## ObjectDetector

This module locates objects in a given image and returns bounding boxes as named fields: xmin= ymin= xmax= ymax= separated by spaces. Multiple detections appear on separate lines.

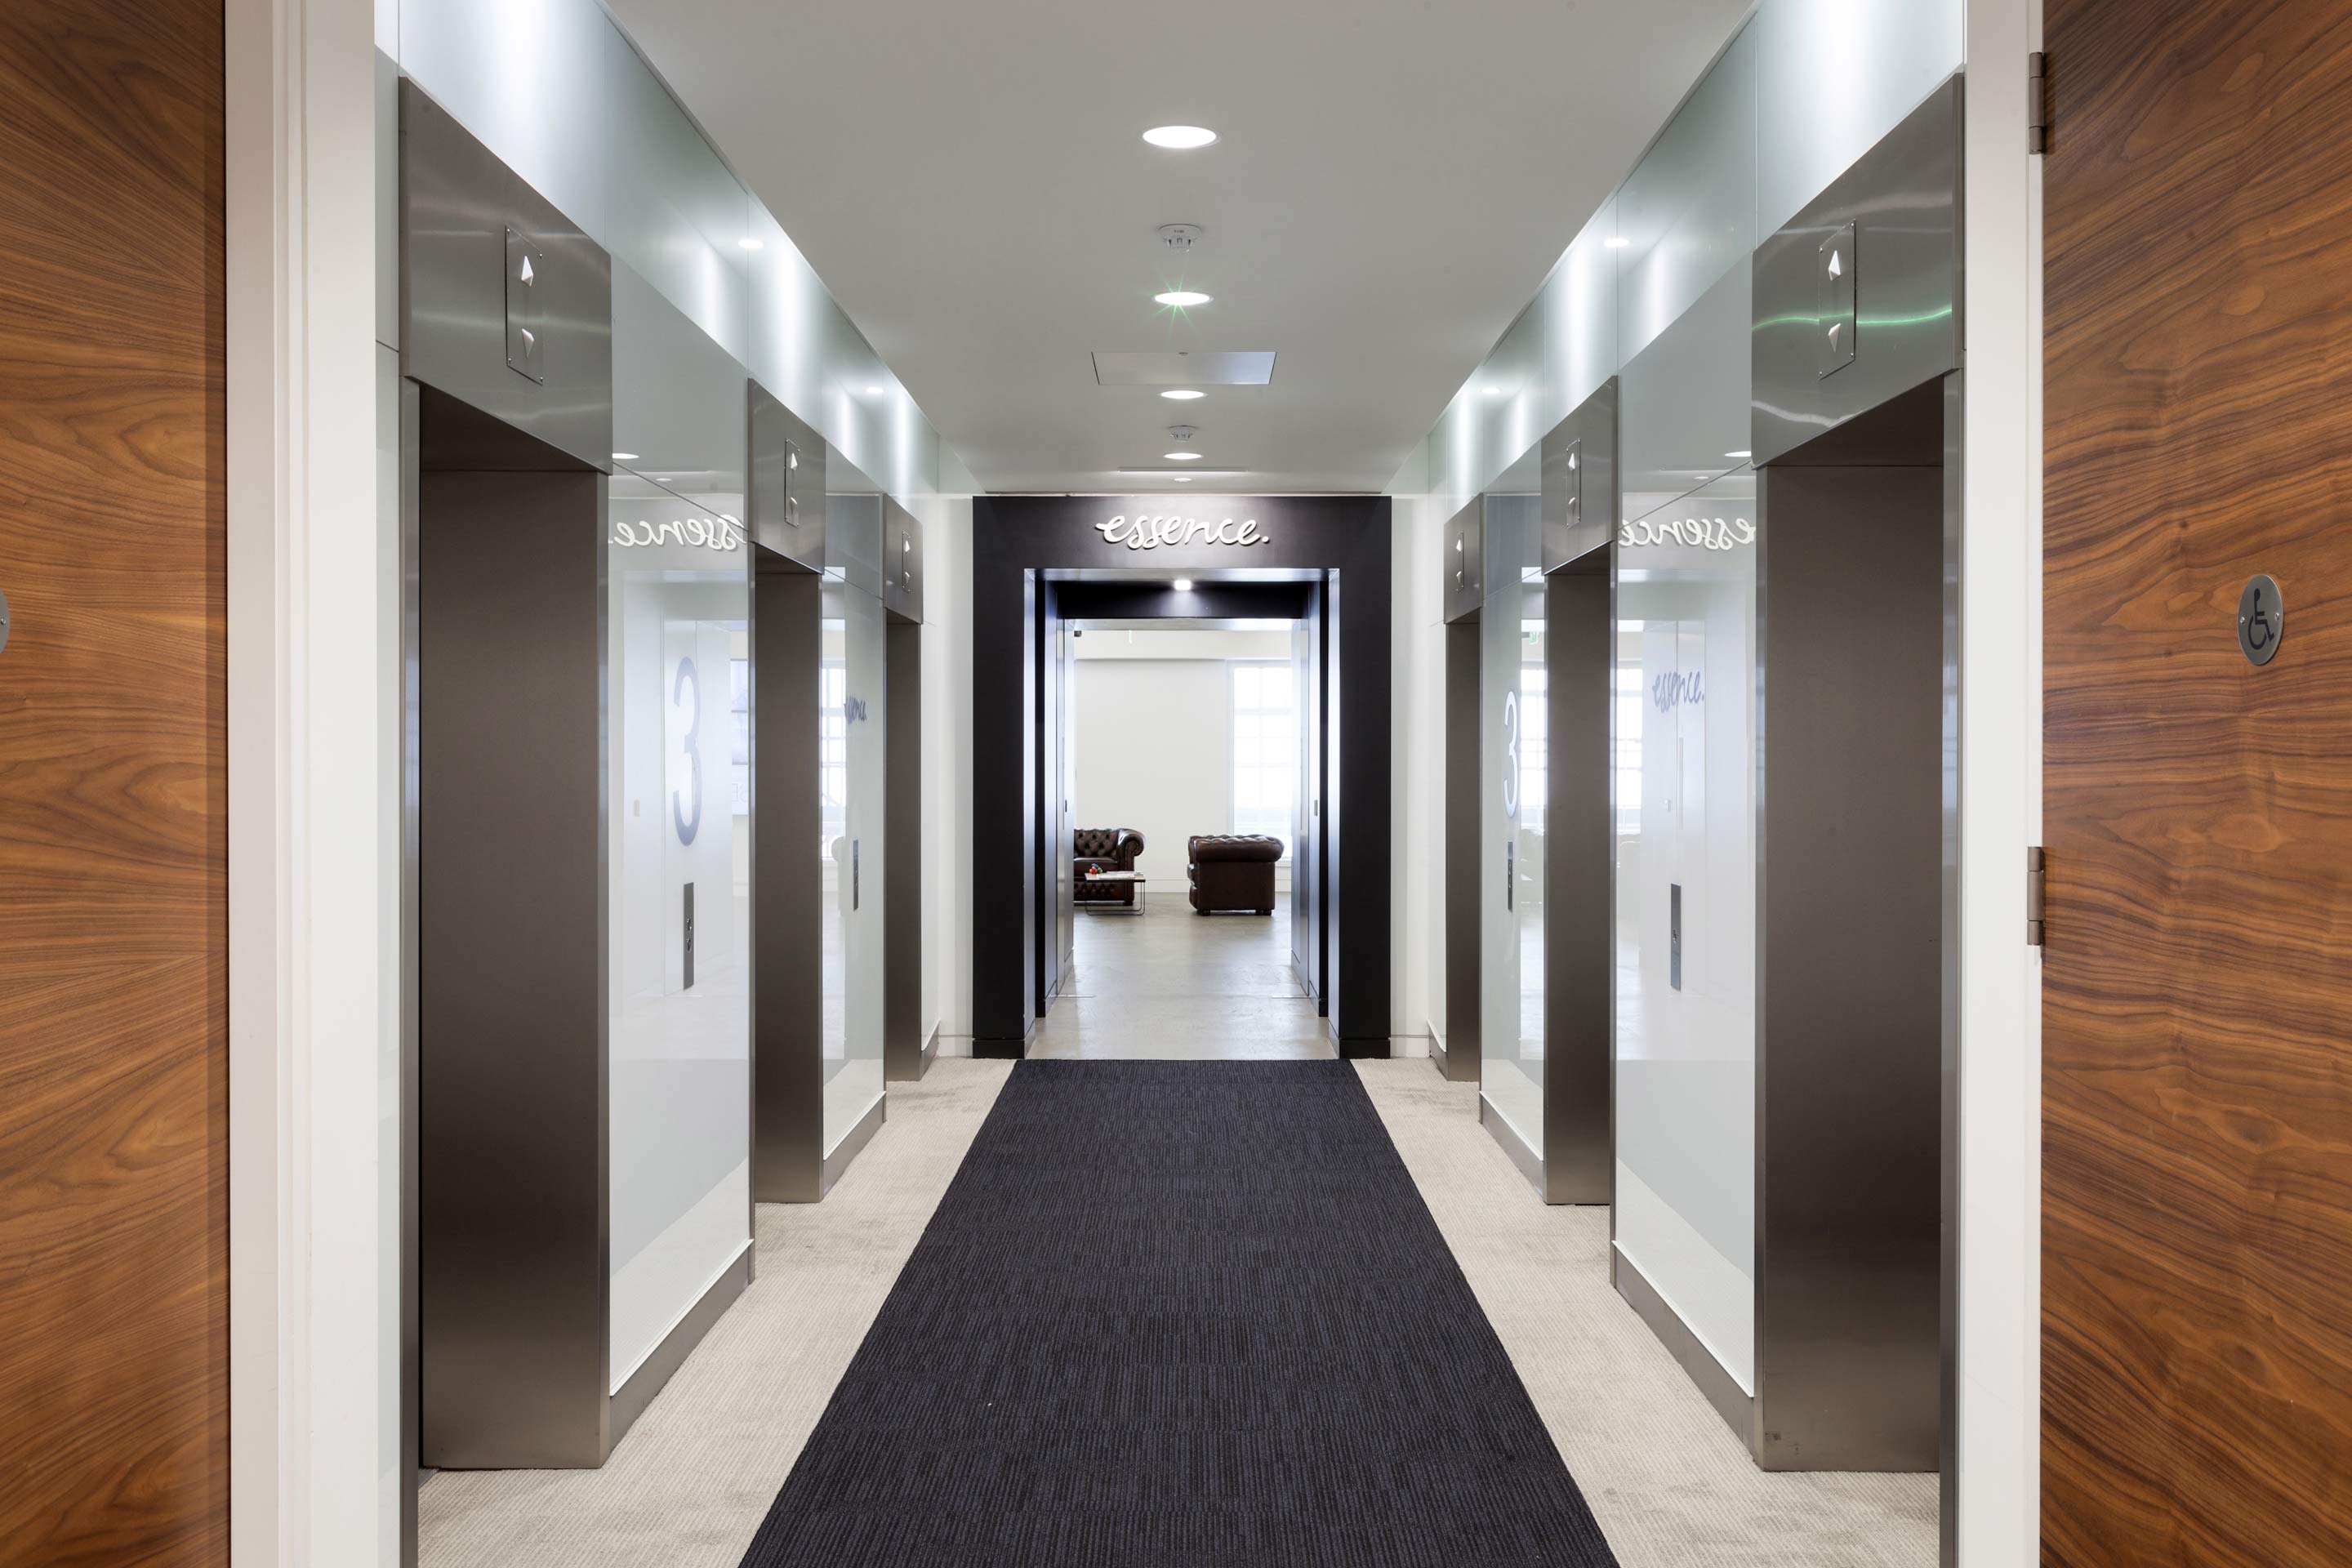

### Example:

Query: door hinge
xmin=2026 ymin=845 xmax=2047 ymax=945
xmin=2028 ymin=51 xmax=2048 ymax=154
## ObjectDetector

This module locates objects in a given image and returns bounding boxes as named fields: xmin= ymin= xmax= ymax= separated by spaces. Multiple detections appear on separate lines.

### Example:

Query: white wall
xmin=231 ymin=0 xmax=392 ymax=1561
xmin=1958 ymin=0 xmax=2045 ymax=1556
xmin=1072 ymin=659 xmax=1234 ymax=888
xmin=928 ymin=496 xmax=976 ymax=1053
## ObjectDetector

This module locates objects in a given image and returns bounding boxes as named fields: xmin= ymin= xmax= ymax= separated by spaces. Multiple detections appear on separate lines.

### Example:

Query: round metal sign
xmin=2238 ymin=574 xmax=2284 ymax=666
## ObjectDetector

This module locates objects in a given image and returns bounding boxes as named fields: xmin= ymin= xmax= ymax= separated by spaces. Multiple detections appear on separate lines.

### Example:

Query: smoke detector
xmin=1165 ymin=425 xmax=1198 ymax=443
xmin=1157 ymin=223 xmax=1204 ymax=252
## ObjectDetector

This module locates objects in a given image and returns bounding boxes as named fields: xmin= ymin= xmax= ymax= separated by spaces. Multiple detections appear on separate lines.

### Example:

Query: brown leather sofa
xmin=1074 ymin=827 xmax=1145 ymax=905
xmin=1187 ymin=834 xmax=1282 ymax=914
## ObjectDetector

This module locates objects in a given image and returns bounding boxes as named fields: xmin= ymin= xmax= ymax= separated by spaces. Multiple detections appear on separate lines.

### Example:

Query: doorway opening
xmin=1031 ymin=573 xmax=1330 ymax=1057
xmin=1040 ymin=617 xmax=1326 ymax=1058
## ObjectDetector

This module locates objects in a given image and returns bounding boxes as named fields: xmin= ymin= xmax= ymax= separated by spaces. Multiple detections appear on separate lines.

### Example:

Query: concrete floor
xmin=1031 ymin=890 xmax=1338 ymax=1059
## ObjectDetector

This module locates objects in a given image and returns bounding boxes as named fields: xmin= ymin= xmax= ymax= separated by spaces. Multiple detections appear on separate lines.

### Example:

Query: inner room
xmin=1046 ymin=614 xmax=1321 ymax=1059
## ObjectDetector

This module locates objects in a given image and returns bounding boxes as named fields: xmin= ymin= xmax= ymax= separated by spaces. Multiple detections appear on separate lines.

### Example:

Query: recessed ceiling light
xmin=1172 ymin=475 xmax=1195 ymax=482
xmin=1604 ymin=235 xmax=1630 ymax=248
xmin=1726 ymin=449 xmax=1752 ymax=459
xmin=865 ymin=385 xmax=884 ymax=395
xmin=737 ymin=237 xmax=764 ymax=252
xmin=1161 ymin=388 xmax=1206 ymax=400
xmin=1483 ymin=385 xmax=1505 ymax=396
xmin=1155 ymin=290 xmax=1212 ymax=308
xmin=1173 ymin=578 xmax=1196 ymax=591
xmin=612 ymin=452 xmax=639 ymax=461
xmin=1143 ymin=125 xmax=1218 ymax=150
xmin=1163 ymin=451 xmax=1203 ymax=461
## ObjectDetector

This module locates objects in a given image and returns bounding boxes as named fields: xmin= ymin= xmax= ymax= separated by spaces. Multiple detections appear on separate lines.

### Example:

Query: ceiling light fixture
xmin=1484 ymin=385 xmax=1505 ymax=396
xmin=865 ymin=385 xmax=884 ymax=395
xmin=612 ymin=452 xmax=639 ymax=462
xmin=1604 ymin=235 xmax=1630 ymax=248
xmin=1143 ymin=125 xmax=1218 ymax=150
xmin=737 ymin=237 xmax=764 ymax=252
xmin=1172 ymin=475 xmax=1196 ymax=482
xmin=1726 ymin=449 xmax=1752 ymax=459
xmin=1155 ymin=290 xmax=1212 ymax=308
xmin=1164 ymin=451 xmax=1203 ymax=461
xmin=1161 ymin=388 xmax=1206 ymax=400
xmin=1173 ymin=578 xmax=1196 ymax=592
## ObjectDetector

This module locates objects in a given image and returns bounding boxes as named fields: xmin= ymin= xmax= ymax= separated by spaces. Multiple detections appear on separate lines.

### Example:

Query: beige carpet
xmin=417 ymin=1060 xmax=1015 ymax=1568
xmin=1352 ymin=1059 xmax=1939 ymax=1567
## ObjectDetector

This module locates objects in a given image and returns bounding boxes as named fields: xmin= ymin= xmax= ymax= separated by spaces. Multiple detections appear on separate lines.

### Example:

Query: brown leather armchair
xmin=1074 ymin=827 xmax=1145 ymax=904
xmin=1187 ymin=834 xmax=1282 ymax=914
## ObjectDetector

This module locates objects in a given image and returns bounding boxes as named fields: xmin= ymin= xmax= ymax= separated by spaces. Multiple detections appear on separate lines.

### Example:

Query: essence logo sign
xmin=1652 ymin=670 xmax=1704 ymax=714
xmin=1618 ymin=514 xmax=1754 ymax=552
xmin=1095 ymin=514 xmax=1271 ymax=551
xmin=612 ymin=514 xmax=745 ymax=553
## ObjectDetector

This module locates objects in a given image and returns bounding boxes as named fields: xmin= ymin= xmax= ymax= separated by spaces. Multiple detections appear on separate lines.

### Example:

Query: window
xmin=1231 ymin=661 xmax=1296 ymax=856
xmin=819 ymin=659 xmax=847 ymax=847
xmin=1518 ymin=628 xmax=1548 ymax=836
xmin=730 ymin=657 xmax=751 ymax=816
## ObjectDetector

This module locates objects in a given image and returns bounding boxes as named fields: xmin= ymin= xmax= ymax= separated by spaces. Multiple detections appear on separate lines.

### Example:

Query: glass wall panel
xmin=1612 ymin=471 xmax=1757 ymax=1391
xmin=1481 ymin=487 xmax=1545 ymax=1150
xmin=821 ymin=577 xmax=887 ymax=1152
xmin=606 ymin=476 xmax=750 ymax=1390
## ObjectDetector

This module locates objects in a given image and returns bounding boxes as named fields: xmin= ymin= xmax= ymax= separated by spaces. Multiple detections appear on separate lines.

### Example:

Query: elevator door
xmin=2043 ymin=3 xmax=2352 ymax=1562
xmin=0 ymin=3 xmax=228 ymax=1558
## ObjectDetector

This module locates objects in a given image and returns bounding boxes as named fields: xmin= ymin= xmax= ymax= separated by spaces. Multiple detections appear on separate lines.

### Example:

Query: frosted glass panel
xmin=1752 ymin=0 xmax=1962 ymax=237
xmin=1613 ymin=472 xmax=1757 ymax=1392
xmin=822 ymin=580 xmax=886 ymax=1154
xmin=393 ymin=0 xmax=951 ymax=514
xmin=607 ymin=481 xmax=750 ymax=1391
xmin=1481 ymin=497 xmax=1545 ymax=1149
xmin=1614 ymin=25 xmax=1756 ymax=368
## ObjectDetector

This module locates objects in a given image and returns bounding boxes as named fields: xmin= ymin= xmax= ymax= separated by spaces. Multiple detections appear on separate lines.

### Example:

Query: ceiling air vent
xmin=1093 ymin=351 xmax=1276 ymax=386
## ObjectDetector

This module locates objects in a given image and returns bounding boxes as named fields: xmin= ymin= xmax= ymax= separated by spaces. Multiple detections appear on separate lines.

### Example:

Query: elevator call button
xmin=1818 ymin=220 xmax=1857 ymax=378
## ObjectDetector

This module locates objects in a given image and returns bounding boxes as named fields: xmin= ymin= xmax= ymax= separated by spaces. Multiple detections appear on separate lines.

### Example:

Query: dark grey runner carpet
xmin=737 ymin=1059 xmax=1619 ymax=1567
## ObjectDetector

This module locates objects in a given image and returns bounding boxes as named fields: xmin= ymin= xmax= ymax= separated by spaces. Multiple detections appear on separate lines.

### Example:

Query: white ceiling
xmin=608 ymin=0 xmax=1751 ymax=496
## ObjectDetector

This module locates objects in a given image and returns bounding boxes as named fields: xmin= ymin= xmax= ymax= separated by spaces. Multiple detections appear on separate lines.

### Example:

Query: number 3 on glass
xmin=1501 ymin=688 xmax=1519 ymax=820
xmin=673 ymin=656 xmax=703 ymax=846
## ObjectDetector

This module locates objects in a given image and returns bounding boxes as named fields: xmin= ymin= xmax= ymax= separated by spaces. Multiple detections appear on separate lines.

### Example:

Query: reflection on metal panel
xmin=400 ymin=81 xmax=614 ymax=470
xmin=1750 ymin=78 xmax=1961 ymax=466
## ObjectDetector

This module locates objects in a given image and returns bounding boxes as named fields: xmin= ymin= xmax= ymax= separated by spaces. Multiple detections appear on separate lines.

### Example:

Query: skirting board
xmin=608 ymin=1246 xmax=751 ymax=1450
xmin=888 ymin=1023 xmax=939 ymax=1083
xmin=1479 ymin=1093 xmax=1544 ymax=1195
xmin=1612 ymin=1242 xmax=1754 ymax=1449
xmin=819 ymin=1092 xmax=885 ymax=1196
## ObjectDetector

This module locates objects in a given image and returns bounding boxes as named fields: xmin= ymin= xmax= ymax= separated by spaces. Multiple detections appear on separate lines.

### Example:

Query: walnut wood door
xmin=2043 ymin=3 xmax=2352 ymax=1562
xmin=0 ymin=3 xmax=227 ymax=1563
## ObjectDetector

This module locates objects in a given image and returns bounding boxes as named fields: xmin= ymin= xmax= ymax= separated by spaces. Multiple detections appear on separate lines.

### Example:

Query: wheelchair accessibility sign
xmin=2238 ymin=575 xmax=2283 ymax=668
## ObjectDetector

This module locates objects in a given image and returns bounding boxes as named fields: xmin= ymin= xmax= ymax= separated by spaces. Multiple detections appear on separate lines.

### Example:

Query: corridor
xmin=24 ymin=0 xmax=2347 ymax=1564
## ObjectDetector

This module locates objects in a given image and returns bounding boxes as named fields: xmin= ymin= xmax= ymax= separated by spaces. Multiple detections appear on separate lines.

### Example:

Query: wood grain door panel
xmin=0 ymin=3 xmax=228 ymax=1563
xmin=2043 ymin=2 xmax=2352 ymax=1563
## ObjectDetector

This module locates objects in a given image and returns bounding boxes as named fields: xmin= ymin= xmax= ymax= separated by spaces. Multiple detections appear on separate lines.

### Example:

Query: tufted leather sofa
xmin=1187 ymin=834 xmax=1283 ymax=914
xmin=1074 ymin=827 xmax=1146 ymax=904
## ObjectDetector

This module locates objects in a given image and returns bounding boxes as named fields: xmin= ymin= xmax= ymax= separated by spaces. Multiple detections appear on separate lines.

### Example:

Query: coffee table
xmin=1081 ymin=871 xmax=1146 ymax=914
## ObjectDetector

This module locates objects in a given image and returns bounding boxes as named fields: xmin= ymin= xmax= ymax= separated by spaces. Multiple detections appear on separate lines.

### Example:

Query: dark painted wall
xmin=971 ymin=495 xmax=1392 ymax=1054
